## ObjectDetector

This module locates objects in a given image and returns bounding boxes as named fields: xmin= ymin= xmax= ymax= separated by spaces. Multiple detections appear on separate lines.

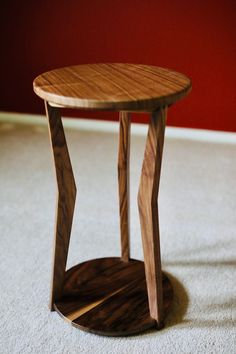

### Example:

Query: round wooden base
xmin=54 ymin=257 xmax=173 ymax=336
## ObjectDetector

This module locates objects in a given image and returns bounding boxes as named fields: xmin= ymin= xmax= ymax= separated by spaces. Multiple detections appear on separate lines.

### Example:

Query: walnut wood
xmin=33 ymin=63 xmax=191 ymax=336
xmin=118 ymin=112 xmax=131 ymax=261
xmin=54 ymin=257 xmax=173 ymax=336
xmin=45 ymin=102 xmax=77 ymax=310
xmin=138 ymin=107 xmax=167 ymax=326
xmin=33 ymin=63 xmax=191 ymax=111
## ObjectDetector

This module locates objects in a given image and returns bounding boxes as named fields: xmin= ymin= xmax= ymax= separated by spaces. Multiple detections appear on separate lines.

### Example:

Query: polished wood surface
xmin=118 ymin=112 xmax=131 ymax=261
xmin=33 ymin=63 xmax=191 ymax=335
xmin=45 ymin=102 xmax=77 ymax=310
xmin=54 ymin=257 xmax=173 ymax=336
xmin=138 ymin=107 xmax=167 ymax=326
xmin=33 ymin=63 xmax=191 ymax=111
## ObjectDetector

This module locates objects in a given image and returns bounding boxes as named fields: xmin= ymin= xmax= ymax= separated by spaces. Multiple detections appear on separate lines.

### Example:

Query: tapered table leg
xmin=138 ymin=107 xmax=167 ymax=327
xmin=45 ymin=102 xmax=77 ymax=310
xmin=118 ymin=112 xmax=131 ymax=261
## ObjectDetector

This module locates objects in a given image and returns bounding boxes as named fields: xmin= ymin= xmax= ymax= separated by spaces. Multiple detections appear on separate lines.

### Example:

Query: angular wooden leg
xmin=45 ymin=101 xmax=77 ymax=310
xmin=118 ymin=112 xmax=131 ymax=262
xmin=138 ymin=107 xmax=167 ymax=327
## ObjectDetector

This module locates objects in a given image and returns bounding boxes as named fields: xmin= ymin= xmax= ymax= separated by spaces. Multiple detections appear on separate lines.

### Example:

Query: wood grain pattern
xmin=33 ymin=63 xmax=191 ymax=111
xmin=138 ymin=107 xmax=167 ymax=326
xmin=54 ymin=257 xmax=173 ymax=336
xmin=33 ymin=63 xmax=191 ymax=335
xmin=45 ymin=102 xmax=77 ymax=310
xmin=118 ymin=112 xmax=131 ymax=261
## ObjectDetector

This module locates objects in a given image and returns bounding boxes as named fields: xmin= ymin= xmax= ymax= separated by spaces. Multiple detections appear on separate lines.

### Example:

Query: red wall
xmin=1 ymin=0 xmax=236 ymax=131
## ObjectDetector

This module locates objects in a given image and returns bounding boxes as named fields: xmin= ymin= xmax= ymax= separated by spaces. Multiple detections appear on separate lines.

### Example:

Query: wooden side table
xmin=33 ymin=63 xmax=191 ymax=336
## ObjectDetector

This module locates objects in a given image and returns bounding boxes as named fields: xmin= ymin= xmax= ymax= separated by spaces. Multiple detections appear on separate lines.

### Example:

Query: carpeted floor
xmin=0 ymin=120 xmax=235 ymax=354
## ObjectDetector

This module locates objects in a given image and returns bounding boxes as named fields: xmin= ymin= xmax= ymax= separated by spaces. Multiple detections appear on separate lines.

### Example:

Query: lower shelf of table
xmin=54 ymin=257 xmax=173 ymax=336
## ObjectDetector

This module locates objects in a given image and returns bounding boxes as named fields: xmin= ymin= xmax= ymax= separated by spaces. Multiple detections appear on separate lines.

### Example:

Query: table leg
xmin=138 ymin=107 xmax=167 ymax=327
xmin=118 ymin=112 xmax=131 ymax=261
xmin=45 ymin=102 xmax=77 ymax=310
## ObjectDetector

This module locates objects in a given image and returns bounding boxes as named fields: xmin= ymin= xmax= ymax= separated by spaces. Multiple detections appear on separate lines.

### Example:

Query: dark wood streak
xmin=88 ymin=64 xmax=139 ymax=101
xmin=54 ymin=257 xmax=173 ymax=336
xmin=138 ymin=107 xmax=167 ymax=326
xmin=135 ymin=65 xmax=190 ymax=84
xmin=122 ymin=64 xmax=186 ymax=91
xmin=118 ymin=112 xmax=131 ymax=261
xmin=106 ymin=63 xmax=184 ymax=96
xmin=45 ymin=102 xmax=77 ymax=310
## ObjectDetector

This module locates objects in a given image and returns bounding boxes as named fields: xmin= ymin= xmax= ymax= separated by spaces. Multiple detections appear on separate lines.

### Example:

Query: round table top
xmin=33 ymin=63 xmax=191 ymax=111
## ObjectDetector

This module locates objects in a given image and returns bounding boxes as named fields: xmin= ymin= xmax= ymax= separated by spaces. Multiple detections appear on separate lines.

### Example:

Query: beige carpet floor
xmin=0 ymin=120 xmax=235 ymax=354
